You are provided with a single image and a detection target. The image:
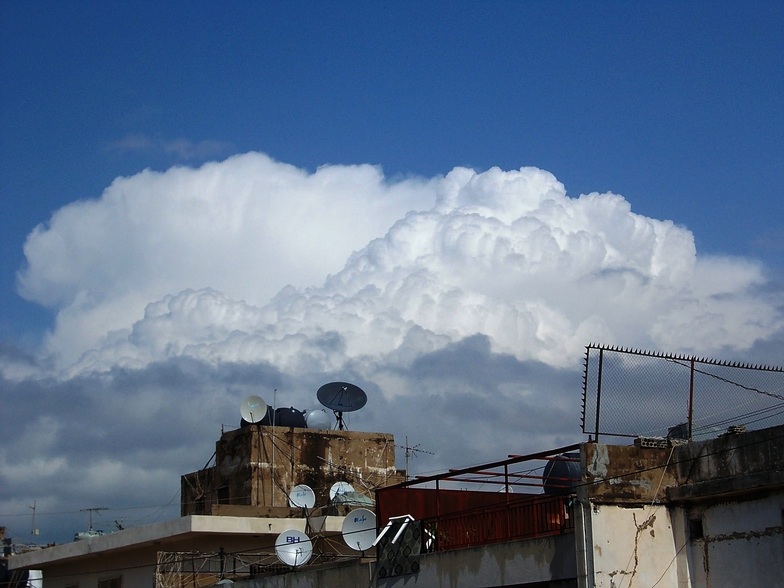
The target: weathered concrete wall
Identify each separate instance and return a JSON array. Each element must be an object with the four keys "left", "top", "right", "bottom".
[
  {"left": 668, "top": 423, "right": 784, "bottom": 501},
  {"left": 583, "top": 442, "right": 677, "bottom": 505},
  {"left": 231, "top": 534, "right": 577, "bottom": 587},
  {"left": 685, "top": 494, "right": 784, "bottom": 587},
  {"left": 182, "top": 427, "right": 403, "bottom": 515},
  {"left": 588, "top": 504, "right": 681, "bottom": 588},
  {"left": 581, "top": 425, "right": 784, "bottom": 588}
]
